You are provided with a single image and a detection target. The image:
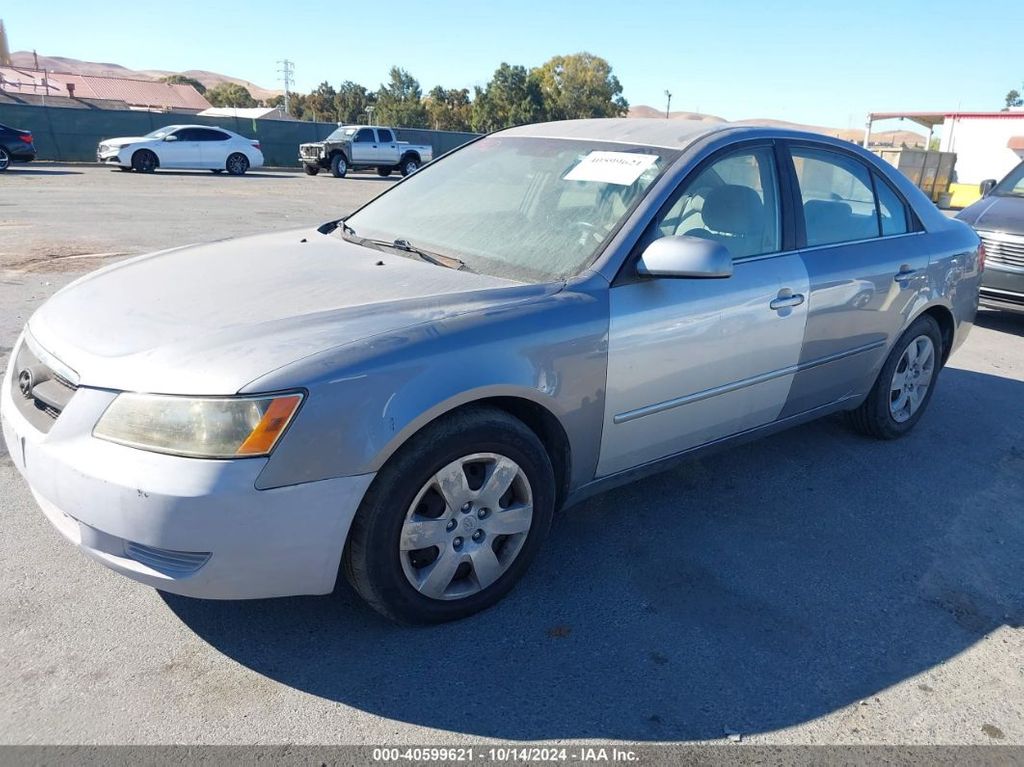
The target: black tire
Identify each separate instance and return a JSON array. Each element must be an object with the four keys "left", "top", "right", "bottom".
[
  {"left": 330, "top": 153, "right": 348, "bottom": 178},
  {"left": 376, "top": 166, "right": 392, "bottom": 178},
  {"left": 399, "top": 156, "right": 419, "bottom": 177},
  {"left": 211, "top": 169, "right": 224, "bottom": 174},
  {"left": 344, "top": 406, "right": 555, "bottom": 624},
  {"left": 846, "top": 314, "right": 943, "bottom": 439},
  {"left": 304, "top": 164, "right": 321, "bottom": 176},
  {"left": 226, "top": 153, "right": 249, "bottom": 176},
  {"left": 0, "top": 147, "right": 11, "bottom": 172},
  {"left": 131, "top": 149, "right": 157, "bottom": 173}
]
